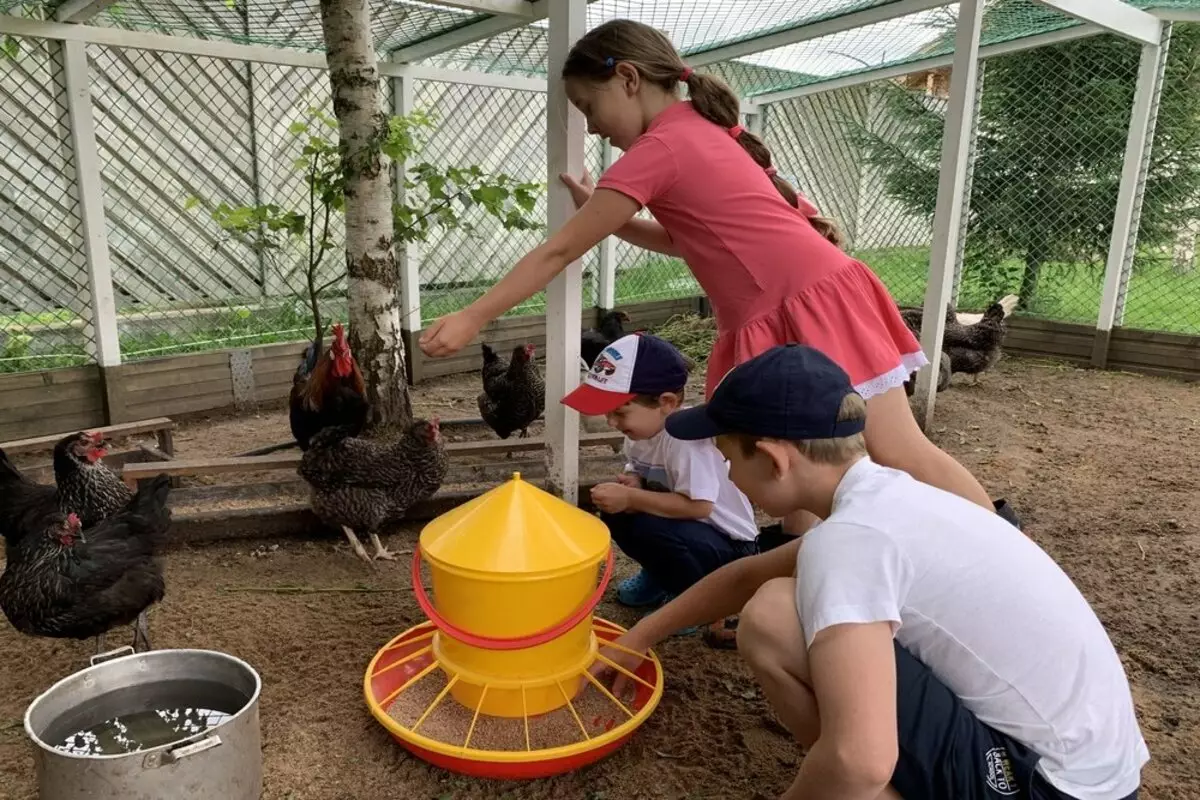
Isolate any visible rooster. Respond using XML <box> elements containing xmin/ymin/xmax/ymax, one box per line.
<box><xmin>289</xmin><ymin>322</ymin><xmax>368</xmax><ymax>451</ymax></box>
<box><xmin>478</xmin><ymin>343</ymin><xmax>545</xmax><ymax>445</ymax></box>
<box><xmin>297</xmin><ymin>419</ymin><xmax>448</xmax><ymax>563</ymax></box>
<box><xmin>0</xmin><ymin>474</ymin><xmax>171</xmax><ymax>653</ymax></box>
<box><xmin>581</xmin><ymin>310</ymin><xmax>630</xmax><ymax>369</ymax></box>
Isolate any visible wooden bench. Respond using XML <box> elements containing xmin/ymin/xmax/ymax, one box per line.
<box><xmin>0</xmin><ymin>417</ymin><xmax>176</xmax><ymax>458</ymax></box>
<box><xmin>121</xmin><ymin>431</ymin><xmax>624</xmax><ymax>488</ymax></box>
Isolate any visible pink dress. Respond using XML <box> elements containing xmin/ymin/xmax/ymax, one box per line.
<box><xmin>596</xmin><ymin>101</ymin><xmax>927</xmax><ymax>400</ymax></box>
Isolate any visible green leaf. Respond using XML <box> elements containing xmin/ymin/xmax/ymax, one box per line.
<box><xmin>287</xmin><ymin>121</ymin><xmax>309</xmax><ymax>136</ymax></box>
<box><xmin>183</xmin><ymin>195</ymin><xmax>200</xmax><ymax>212</ymax></box>
<box><xmin>2</xmin><ymin>35</ymin><xmax>20</xmax><ymax>61</ymax></box>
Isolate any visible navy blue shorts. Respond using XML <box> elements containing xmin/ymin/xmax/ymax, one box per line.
<box><xmin>892</xmin><ymin>642</ymin><xmax>1138</xmax><ymax>800</ymax></box>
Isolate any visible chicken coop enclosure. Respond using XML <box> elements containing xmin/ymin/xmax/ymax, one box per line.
<box><xmin>1</xmin><ymin>0</ymin><xmax>1199</xmax><ymax>496</ymax></box>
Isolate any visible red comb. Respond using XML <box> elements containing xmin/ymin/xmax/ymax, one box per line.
<box><xmin>66</xmin><ymin>513</ymin><xmax>80</xmax><ymax>527</ymax></box>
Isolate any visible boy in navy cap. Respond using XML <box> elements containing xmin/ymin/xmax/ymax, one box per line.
<box><xmin>597</xmin><ymin>344</ymin><xmax>1147</xmax><ymax>800</ymax></box>
<box><xmin>563</xmin><ymin>333</ymin><xmax>759</xmax><ymax>611</ymax></box>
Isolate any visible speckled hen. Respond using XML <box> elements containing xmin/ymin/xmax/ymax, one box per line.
<box><xmin>297</xmin><ymin>419</ymin><xmax>448</xmax><ymax>563</ymax></box>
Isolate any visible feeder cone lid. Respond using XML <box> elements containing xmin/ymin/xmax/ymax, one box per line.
<box><xmin>419</xmin><ymin>472</ymin><xmax>610</xmax><ymax>577</ymax></box>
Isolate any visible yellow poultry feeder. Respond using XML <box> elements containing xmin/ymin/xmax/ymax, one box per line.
<box><xmin>364</xmin><ymin>473</ymin><xmax>665</xmax><ymax>779</ymax></box>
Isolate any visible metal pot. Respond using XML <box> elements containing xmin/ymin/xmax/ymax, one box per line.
<box><xmin>23</xmin><ymin>647</ymin><xmax>263</xmax><ymax>800</ymax></box>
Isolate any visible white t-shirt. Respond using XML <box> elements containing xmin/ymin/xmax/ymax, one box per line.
<box><xmin>795</xmin><ymin>458</ymin><xmax>1148</xmax><ymax>800</ymax></box>
<box><xmin>623</xmin><ymin>430</ymin><xmax>758</xmax><ymax>542</ymax></box>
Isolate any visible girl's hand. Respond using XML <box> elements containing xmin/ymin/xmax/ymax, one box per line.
<box><xmin>419</xmin><ymin>309</ymin><xmax>485</xmax><ymax>357</ymax></box>
<box><xmin>559</xmin><ymin>170</ymin><xmax>595</xmax><ymax>210</ymax></box>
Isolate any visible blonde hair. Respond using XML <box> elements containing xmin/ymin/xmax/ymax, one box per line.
<box><xmin>733</xmin><ymin>393</ymin><xmax>868</xmax><ymax>465</ymax></box>
<box><xmin>561</xmin><ymin>19</ymin><xmax>845</xmax><ymax>248</ymax></box>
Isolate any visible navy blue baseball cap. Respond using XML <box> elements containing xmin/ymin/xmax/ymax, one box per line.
<box><xmin>563</xmin><ymin>333</ymin><xmax>689</xmax><ymax>415</ymax></box>
<box><xmin>666</xmin><ymin>344</ymin><xmax>866</xmax><ymax>440</ymax></box>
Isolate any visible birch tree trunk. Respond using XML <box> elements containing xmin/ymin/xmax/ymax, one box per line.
<box><xmin>319</xmin><ymin>0</ymin><xmax>412</xmax><ymax>431</ymax></box>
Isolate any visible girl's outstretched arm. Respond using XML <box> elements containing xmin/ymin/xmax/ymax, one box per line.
<box><xmin>419</xmin><ymin>187</ymin><xmax>641</xmax><ymax>357</ymax></box>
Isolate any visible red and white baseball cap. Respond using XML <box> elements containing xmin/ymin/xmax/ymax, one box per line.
<box><xmin>562</xmin><ymin>333</ymin><xmax>690</xmax><ymax>416</ymax></box>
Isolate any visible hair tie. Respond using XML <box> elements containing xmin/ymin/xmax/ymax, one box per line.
<box><xmin>728</xmin><ymin>124</ymin><xmax>745</xmax><ymax>139</ymax></box>
<box><xmin>604</xmin><ymin>56</ymin><xmax>615</xmax><ymax>69</ymax></box>
<box><xmin>679</xmin><ymin>66</ymin><xmax>693</xmax><ymax>82</ymax></box>
<box><xmin>764</xmin><ymin>166</ymin><xmax>777</xmax><ymax>177</ymax></box>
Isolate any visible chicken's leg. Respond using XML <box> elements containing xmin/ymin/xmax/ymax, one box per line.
<box><xmin>132</xmin><ymin>612</ymin><xmax>152</xmax><ymax>652</ymax></box>
<box><xmin>342</xmin><ymin>525</ymin><xmax>374</xmax><ymax>565</ymax></box>
<box><xmin>369</xmin><ymin>532</ymin><xmax>397</xmax><ymax>561</ymax></box>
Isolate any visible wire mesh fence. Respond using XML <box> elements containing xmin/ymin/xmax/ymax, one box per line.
<box><xmin>0</xmin><ymin>35</ymin><xmax>94</xmax><ymax>374</ymax></box>
<box><xmin>3</xmin><ymin>6</ymin><xmax>1200</xmax><ymax>379</ymax></box>
<box><xmin>766</xmin><ymin>78</ymin><xmax>939</xmax><ymax>309</ymax></box>
<box><xmin>1124</xmin><ymin>22</ymin><xmax>1200</xmax><ymax>336</ymax></box>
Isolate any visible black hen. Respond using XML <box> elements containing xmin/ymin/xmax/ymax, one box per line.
<box><xmin>0</xmin><ymin>474</ymin><xmax>171</xmax><ymax>653</ymax></box>
<box><xmin>581</xmin><ymin>310</ymin><xmax>631</xmax><ymax>368</ymax></box>
<box><xmin>298</xmin><ymin>419</ymin><xmax>448</xmax><ymax>563</ymax></box>
<box><xmin>478</xmin><ymin>343</ymin><xmax>545</xmax><ymax>442</ymax></box>
<box><xmin>945</xmin><ymin>302</ymin><xmax>1009</xmax><ymax>382</ymax></box>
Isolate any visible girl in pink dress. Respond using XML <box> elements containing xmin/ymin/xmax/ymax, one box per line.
<box><xmin>420</xmin><ymin>19</ymin><xmax>998</xmax><ymax>528</ymax></box>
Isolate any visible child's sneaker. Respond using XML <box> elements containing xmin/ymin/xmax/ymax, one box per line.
<box><xmin>617</xmin><ymin>570</ymin><xmax>669</xmax><ymax>608</ymax></box>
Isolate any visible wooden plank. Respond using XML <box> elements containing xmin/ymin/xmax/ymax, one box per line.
<box><xmin>125</xmin><ymin>389</ymin><xmax>236</xmax><ymax>420</ymax></box>
<box><xmin>0</xmin><ymin>378</ymin><xmax>100</xmax><ymax>407</ymax></box>
<box><xmin>1111</xmin><ymin>327</ymin><xmax>1200</xmax><ymax>347</ymax></box>
<box><xmin>0</xmin><ymin>416</ymin><xmax>174</xmax><ymax>454</ymax></box>
<box><xmin>1107</xmin><ymin>342</ymin><xmax>1200</xmax><ymax>372</ymax></box>
<box><xmin>0</xmin><ymin>365</ymin><xmax>100</xmax><ymax>392</ymax></box>
<box><xmin>120</xmin><ymin>363</ymin><xmax>233</xmax><ymax>393</ymax></box>
<box><xmin>118</xmin><ymin>351</ymin><xmax>230</xmax><ymax>377</ymax></box>
<box><xmin>0</xmin><ymin>394</ymin><xmax>104</xmax><ymax>427</ymax></box>
<box><xmin>121</xmin><ymin>431</ymin><xmax>626</xmax><ymax>486</ymax></box>
<box><xmin>0</xmin><ymin>409</ymin><xmax>108</xmax><ymax>443</ymax></box>
<box><xmin>164</xmin><ymin>480</ymin><xmax>609</xmax><ymax>549</ymax></box>
<box><xmin>125</xmin><ymin>376</ymin><xmax>234</xmax><ymax>405</ymax></box>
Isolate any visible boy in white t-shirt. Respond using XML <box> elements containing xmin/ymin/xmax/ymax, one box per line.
<box><xmin>598</xmin><ymin>344</ymin><xmax>1147</xmax><ymax>800</ymax></box>
<box><xmin>562</xmin><ymin>333</ymin><xmax>759</xmax><ymax>610</ymax></box>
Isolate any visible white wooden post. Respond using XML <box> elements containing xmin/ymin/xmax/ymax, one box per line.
<box><xmin>544</xmin><ymin>0</ymin><xmax>586</xmax><ymax>501</ymax></box>
<box><xmin>911</xmin><ymin>0</ymin><xmax>984</xmax><ymax>428</ymax></box>
<box><xmin>1094</xmin><ymin>23</ymin><xmax>1170</xmax><ymax>366</ymax></box>
<box><xmin>596</xmin><ymin>139</ymin><xmax>616</xmax><ymax>310</ymax></box>
<box><xmin>951</xmin><ymin>60</ymin><xmax>985</xmax><ymax>306</ymax></box>
<box><xmin>61</xmin><ymin>39</ymin><xmax>120</xmax><ymax>368</ymax></box>
<box><xmin>744</xmin><ymin>105</ymin><xmax>763</xmax><ymax>137</ymax></box>
<box><xmin>393</xmin><ymin>73</ymin><xmax>423</xmax><ymax>337</ymax></box>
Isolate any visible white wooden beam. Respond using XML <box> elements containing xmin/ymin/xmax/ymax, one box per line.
<box><xmin>543</xmin><ymin>0</ymin><xmax>586</xmax><ymax>501</ymax></box>
<box><xmin>54</xmin><ymin>0</ymin><xmax>119</xmax><ymax>23</ymax></box>
<box><xmin>1155</xmin><ymin>9</ymin><xmax>1200</xmax><ymax>23</ymax></box>
<box><xmin>419</xmin><ymin>0</ymin><xmax>537</xmax><ymax>18</ymax></box>
<box><xmin>393</xmin><ymin>74</ymin><xmax>424</xmax><ymax>335</ymax></box>
<box><xmin>60</xmin><ymin>39</ymin><xmax>121</xmax><ymax>367</ymax></box>
<box><xmin>750</xmin><ymin>24</ymin><xmax>1100</xmax><ymax>106</ymax></box>
<box><xmin>391</xmin><ymin>0</ymin><xmax>547</xmax><ymax>63</ymax></box>
<box><xmin>687</xmin><ymin>0</ymin><xmax>949</xmax><ymax>68</ymax></box>
<box><xmin>1032</xmin><ymin>0</ymin><xmax>1161</xmax><ymax>45</ymax></box>
<box><xmin>1095</xmin><ymin>23</ymin><xmax>1170</xmax><ymax>365</ymax></box>
<box><xmin>0</xmin><ymin>16</ymin><xmax>328</xmax><ymax>69</ymax></box>
<box><xmin>380</xmin><ymin>61</ymin><xmax>546</xmax><ymax>92</ymax></box>
<box><xmin>911</xmin><ymin>0</ymin><xmax>984</xmax><ymax>428</ymax></box>
<box><xmin>596</xmin><ymin>140</ymin><xmax>616</xmax><ymax>310</ymax></box>
<box><xmin>951</xmin><ymin>60</ymin><xmax>985</xmax><ymax>306</ymax></box>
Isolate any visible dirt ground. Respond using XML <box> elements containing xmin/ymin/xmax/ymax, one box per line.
<box><xmin>0</xmin><ymin>357</ymin><xmax>1198</xmax><ymax>799</ymax></box>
